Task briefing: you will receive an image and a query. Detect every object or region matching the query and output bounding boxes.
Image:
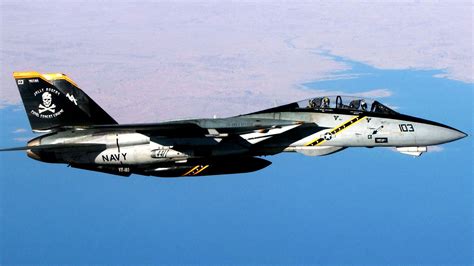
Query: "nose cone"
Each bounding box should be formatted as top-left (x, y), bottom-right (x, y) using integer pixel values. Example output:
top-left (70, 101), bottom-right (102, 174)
top-left (430, 126), bottom-right (467, 145)
top-left (400, 114), bottom-right (468, 146)
top-left (450, 129), bottom-right (468, 141)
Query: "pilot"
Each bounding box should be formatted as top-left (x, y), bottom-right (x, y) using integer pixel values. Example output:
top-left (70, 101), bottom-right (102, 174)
top-left (349, 99), bottom-right (360, 110)
top-left (360, 99), bottom-right (367, 111)
top-left (322, 97), bottom-right (330, 108)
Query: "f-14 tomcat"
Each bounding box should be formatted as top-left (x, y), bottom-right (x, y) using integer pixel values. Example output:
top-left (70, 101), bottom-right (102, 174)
top-left (0, 72), bottom-right (467, 177)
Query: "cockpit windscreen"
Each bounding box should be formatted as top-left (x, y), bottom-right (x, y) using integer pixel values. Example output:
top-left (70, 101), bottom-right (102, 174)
top-left (296, 96), bottom-right (397, 114)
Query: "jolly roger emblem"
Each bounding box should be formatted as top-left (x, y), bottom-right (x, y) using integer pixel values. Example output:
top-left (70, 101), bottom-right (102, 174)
top-left (30, 88), bottom-right (64, 119)
top-left (38, 92), bottom-right (56, 114)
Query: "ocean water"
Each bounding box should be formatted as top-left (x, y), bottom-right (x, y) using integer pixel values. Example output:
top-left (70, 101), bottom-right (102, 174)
top-left (0, 56), bottom-right (472, 264)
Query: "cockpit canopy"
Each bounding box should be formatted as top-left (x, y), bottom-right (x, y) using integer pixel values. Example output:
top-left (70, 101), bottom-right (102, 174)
top-left (295, 95), bottom-right (397, 114)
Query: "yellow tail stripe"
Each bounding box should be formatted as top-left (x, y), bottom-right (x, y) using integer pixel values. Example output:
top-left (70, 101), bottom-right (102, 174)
top-left (13, 72), bottom-right (79, 87)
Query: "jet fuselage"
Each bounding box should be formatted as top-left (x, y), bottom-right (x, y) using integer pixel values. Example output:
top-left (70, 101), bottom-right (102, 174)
top-left (3, 72), bottom-right (467, 177)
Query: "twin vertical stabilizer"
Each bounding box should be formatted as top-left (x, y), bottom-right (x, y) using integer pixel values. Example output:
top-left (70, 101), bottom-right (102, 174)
top-left (13, 72), bottom-right (117, 132)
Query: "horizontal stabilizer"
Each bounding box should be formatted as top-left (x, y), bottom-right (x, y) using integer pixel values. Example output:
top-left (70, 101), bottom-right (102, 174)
top-left (0, 143), bottom-right (106, 152)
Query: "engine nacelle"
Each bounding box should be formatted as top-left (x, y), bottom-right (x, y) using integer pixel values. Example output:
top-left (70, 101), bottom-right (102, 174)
top-left (141, 157), bottom-right (272, 177)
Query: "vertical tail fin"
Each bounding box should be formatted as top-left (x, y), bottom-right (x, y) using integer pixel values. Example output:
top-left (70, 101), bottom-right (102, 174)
top-left (13, 72), bottom-right (117, 132)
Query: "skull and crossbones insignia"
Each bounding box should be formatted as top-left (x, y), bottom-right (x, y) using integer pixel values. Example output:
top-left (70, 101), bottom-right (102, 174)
top-left (38, 92), bottom-right (56, 114)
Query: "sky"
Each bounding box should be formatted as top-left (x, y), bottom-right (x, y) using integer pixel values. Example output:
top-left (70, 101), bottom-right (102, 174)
top-left (0, 0), bottom-right (473, 265)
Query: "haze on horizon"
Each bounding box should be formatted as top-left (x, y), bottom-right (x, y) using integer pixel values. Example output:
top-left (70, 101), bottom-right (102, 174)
top-left (0, 1), bottom-right (472, 123)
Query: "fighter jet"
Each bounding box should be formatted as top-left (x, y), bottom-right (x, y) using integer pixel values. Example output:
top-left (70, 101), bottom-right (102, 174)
top-left (0, 72), bottom-right (467, 177)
